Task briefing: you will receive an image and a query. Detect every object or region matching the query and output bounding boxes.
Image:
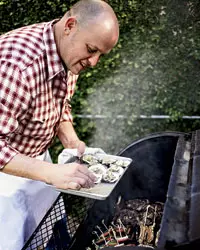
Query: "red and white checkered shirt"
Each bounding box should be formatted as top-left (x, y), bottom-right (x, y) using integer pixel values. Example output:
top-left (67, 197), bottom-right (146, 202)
top-left (0, 20), bottom-right (79, 168)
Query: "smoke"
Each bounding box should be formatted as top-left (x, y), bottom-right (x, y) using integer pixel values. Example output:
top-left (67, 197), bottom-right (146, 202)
top-left (77, 1), bottom-right (200, 154)
top-left (83, 52), bottom-right (157, 154)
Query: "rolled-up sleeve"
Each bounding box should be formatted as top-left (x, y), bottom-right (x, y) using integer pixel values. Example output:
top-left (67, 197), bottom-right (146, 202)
top-left (61, 100), bottom-right (73, 122)
top-left (61, 72), bottom-right (79, 123)
top-left (0, 60), bottom-right (30, 169)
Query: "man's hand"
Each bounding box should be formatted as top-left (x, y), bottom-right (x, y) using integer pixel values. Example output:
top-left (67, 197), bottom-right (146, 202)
top-left (47, 162), bottom-right (96, 190)
top-left (2, 153), bottom-right (96, 190)
top-left (77, 140), bottom-right (86, 158)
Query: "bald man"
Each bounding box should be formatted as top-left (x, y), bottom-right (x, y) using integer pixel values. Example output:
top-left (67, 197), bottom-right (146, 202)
top-left (0, 1), bottom-right (119, 248)
top-left (0, 0), bottom-right (119, 190)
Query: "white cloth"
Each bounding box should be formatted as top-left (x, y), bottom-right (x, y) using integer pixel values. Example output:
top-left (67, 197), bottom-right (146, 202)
top-left (58, 147), bottom-right (105, 164)
top-left (0, 151), bottom-right (59, 250)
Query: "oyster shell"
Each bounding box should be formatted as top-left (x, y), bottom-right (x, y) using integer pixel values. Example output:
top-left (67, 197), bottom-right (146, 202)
top-left (81, 154), bottom-right (99, 165)
top-left (122, 160), bottom-right (131, 167)
top-left (109, 165), bottom-right (124, 176)
top-left (101, 156), bottom-right (116, 166)
top-left (114, 159), bottom-right (130, 168)
top-left (88, 164), bottom-right (107, 184)
top-left (103, 168), bottom-right (121, 183)
top-left (80, 153), bottom-right (130, 184)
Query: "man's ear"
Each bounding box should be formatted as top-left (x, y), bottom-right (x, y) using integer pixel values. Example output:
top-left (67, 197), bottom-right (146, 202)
top-left (64, 17), bottom-right (77, 34)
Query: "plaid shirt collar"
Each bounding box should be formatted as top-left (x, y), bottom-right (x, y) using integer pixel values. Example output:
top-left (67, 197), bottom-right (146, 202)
top-left (43, 19), bottom-right (67, 81)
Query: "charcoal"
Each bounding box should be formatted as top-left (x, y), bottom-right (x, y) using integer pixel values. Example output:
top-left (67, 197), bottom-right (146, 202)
top-left (87, 199), bottom-right (164, 249)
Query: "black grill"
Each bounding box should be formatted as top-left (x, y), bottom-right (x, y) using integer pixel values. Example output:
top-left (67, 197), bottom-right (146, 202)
top-left (22, 131), bottom-right (200, 250)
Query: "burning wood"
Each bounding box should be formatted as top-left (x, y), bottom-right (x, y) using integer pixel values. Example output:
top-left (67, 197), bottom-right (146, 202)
top-left (87, 198), bottom-right (164, 249)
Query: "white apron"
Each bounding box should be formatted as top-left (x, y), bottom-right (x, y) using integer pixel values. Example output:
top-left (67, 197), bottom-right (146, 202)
top-left (0, 151), bottom-right (59, 250)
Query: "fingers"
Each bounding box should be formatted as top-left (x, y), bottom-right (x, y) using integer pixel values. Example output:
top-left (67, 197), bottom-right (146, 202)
top-left (77, 165), bottom-right (97, 186)
top-left (54, 175), bottom-right (93, 190)
top-left (76, 163), bottom-right (97, 182)
top-left (57, 163), bottom-right (96, 189)
top-left (69, 176), bottom-right (94, 189)
top-left (67, 181), bottom-right (81, 190)
top-left (60, 176), bottom-right (94, 190)
top-left (67, 170), bottom-right (94, 188)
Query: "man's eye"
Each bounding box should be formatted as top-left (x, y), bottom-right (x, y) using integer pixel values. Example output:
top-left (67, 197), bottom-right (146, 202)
top-left (87, 46), bottom-right (97, 54)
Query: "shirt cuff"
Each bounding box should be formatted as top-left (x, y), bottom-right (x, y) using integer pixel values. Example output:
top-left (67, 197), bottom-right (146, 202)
top-left (61, 110), bottom-right (73, 123)
top-left (0, 140), bottom-right (19, 169)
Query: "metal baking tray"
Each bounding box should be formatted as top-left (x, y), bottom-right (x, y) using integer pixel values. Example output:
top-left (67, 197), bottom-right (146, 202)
top-left (53, 154), bottom-right (132, 200)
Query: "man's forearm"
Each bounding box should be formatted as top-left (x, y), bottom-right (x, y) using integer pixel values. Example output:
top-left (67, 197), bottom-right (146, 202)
top-left (1, 153), bottom-right (54, 183)
top-left (57, 121), bottom-right (80, 148)
top-left (1, 151), bottom-right (96, 190)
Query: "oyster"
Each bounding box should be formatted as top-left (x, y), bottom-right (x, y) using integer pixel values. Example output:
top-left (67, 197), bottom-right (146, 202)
top-left (122, 160), bottom-right (131, 167)
top-left (101, 156), bottom-right (116, 166)
top-left (113, 159), bottom-right (131, 168)
top-left (109, 165), bottom-right (124, 176)
top-left (101, 156), bottom-right (130, 168)
top-left (80, 153), bottom-right (130, 185)
top-left (103, 168), bottom-right (121, 183)
top-left (88, 164), bottom-right (107, 184)
top-left (81, 154), bottom-right (99, 165)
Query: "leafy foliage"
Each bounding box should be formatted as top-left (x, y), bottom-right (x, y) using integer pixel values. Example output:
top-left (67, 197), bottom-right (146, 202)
top-left (1, 0), bottom-right (200, 160)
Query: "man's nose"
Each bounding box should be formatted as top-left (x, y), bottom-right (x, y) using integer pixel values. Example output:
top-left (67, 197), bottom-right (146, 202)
top-left (88, 54), bottom-right (100, 67)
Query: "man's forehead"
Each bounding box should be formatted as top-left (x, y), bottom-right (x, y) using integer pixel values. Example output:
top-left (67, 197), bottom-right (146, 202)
top-left (81, 21), bottom-right (118, 53)
top-left (88, 43), bottom-right (111, 55)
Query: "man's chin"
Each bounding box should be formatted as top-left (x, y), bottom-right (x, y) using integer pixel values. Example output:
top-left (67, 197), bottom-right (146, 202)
top-left (69, 65), bottom-right (84, 75)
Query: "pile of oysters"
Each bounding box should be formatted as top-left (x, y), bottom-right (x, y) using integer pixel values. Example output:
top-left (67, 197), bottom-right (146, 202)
top-left (81, 154), bottom-right (130, 184)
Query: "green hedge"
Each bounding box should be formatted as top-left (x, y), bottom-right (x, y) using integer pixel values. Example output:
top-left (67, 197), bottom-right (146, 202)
top-left (1, 0), bottom-right (200, 161)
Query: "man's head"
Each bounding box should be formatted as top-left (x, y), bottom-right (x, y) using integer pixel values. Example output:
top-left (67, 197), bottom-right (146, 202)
top-left (54, 0), bottom-right (119, 75)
